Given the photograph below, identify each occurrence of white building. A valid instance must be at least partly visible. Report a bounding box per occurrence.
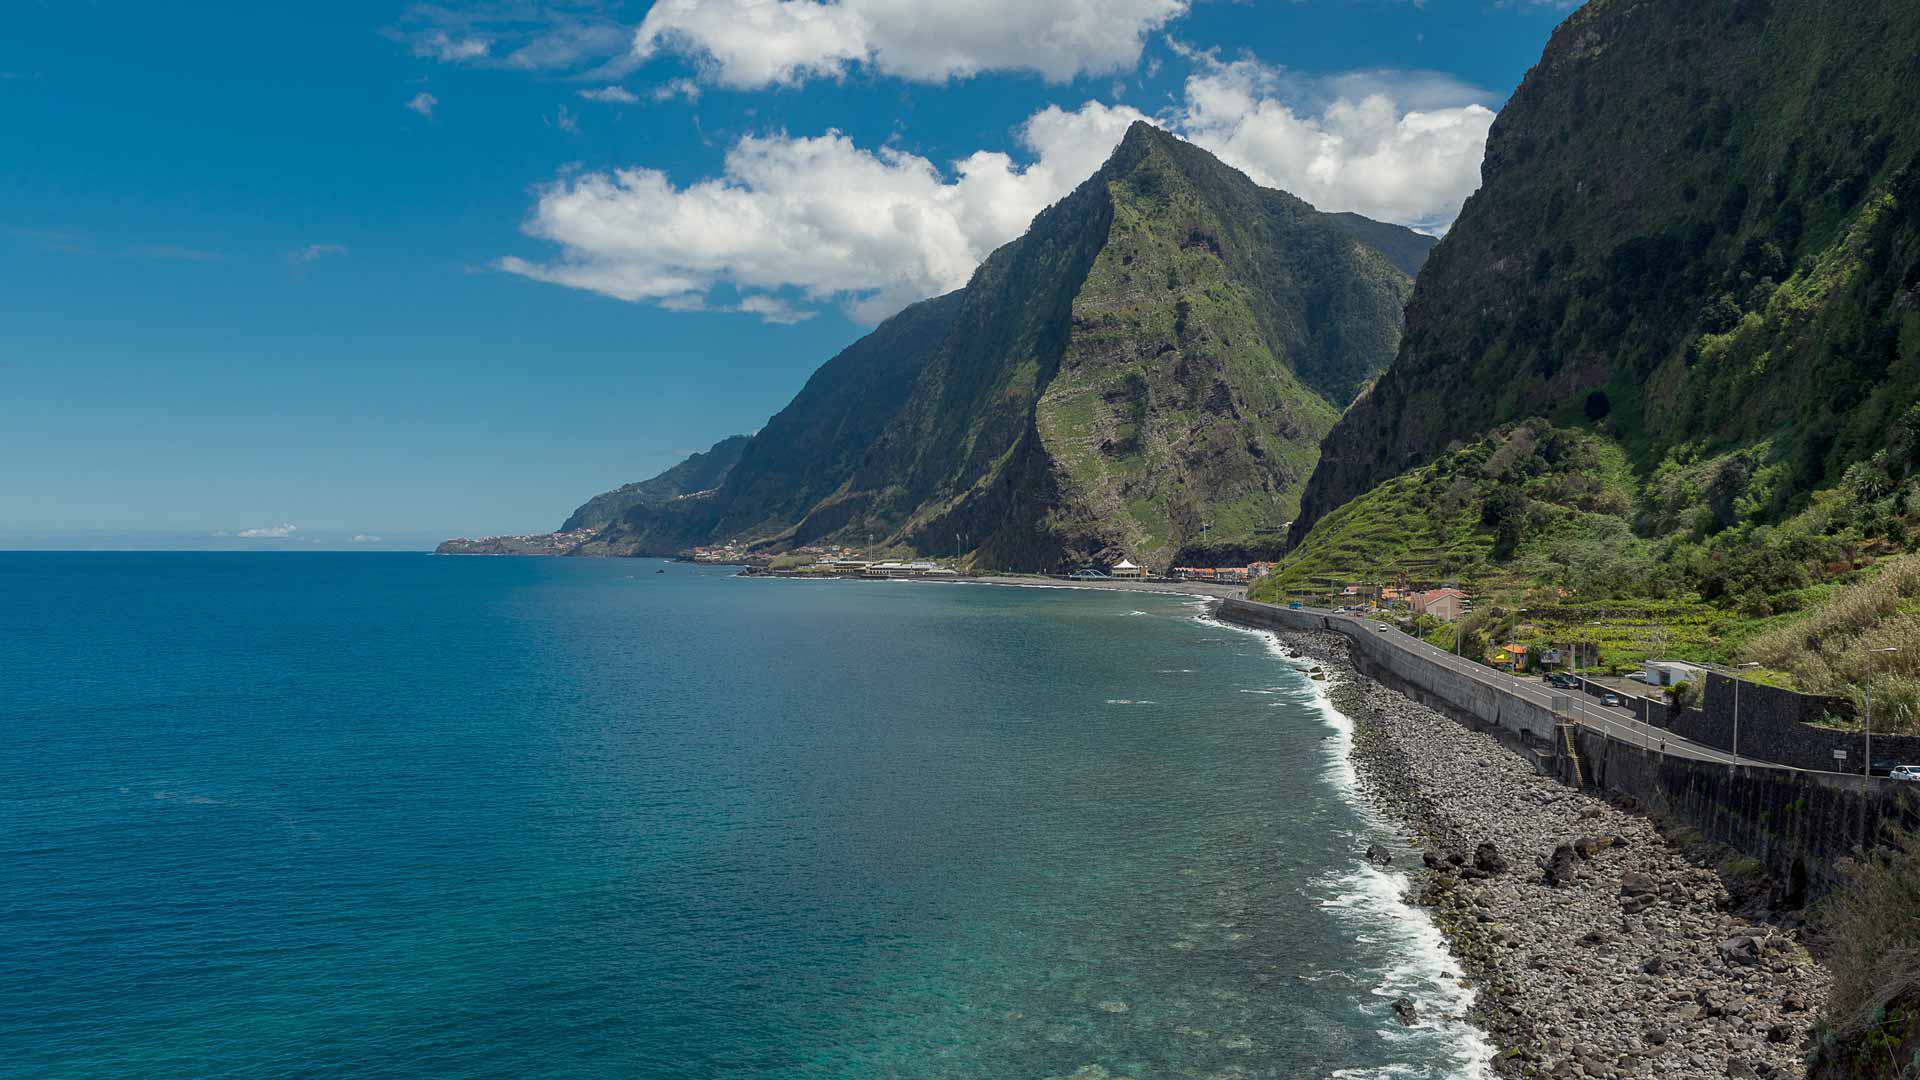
[1111,559,1144,579]
[1644,660,1706,687]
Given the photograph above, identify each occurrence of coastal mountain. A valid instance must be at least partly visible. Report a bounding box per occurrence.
[1291,0,1920,551]
[581,123,1434,569]
[1260,0,1920,729]
[561,434,751,533]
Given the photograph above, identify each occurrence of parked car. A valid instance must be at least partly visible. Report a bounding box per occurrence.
[1625,672,1650,683]
[1890,765,1920,782]
[1376,623,1391,632]
[1602,692,1622,707]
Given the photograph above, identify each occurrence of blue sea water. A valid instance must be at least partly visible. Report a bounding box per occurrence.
[2,553,1486,1079]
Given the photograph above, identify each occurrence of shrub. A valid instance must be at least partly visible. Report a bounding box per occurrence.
[1820,833,1920,1036]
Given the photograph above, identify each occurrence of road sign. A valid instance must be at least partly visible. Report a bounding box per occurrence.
[1833,749,1848,761]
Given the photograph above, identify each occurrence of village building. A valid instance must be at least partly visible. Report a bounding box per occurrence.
[1110,559,1144,579]
[1644,659,1705,687]
[1410,587,1468,622]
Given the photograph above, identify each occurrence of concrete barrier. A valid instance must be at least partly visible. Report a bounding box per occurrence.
[1219,599,1560,743]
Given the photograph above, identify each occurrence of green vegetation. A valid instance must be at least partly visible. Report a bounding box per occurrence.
[561,434,750,533]
[1808,835,1920,1078]
[1748,555,1920,734]
[1266,0,1920,690]
[586,123,1431,571]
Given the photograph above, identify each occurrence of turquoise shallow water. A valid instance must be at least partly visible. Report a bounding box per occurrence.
[2,553,1484,1078]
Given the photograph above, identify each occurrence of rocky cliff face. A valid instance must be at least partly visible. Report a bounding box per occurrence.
[588,123,1432,569]
[561,435,750,533]
[1293,0,1920,544]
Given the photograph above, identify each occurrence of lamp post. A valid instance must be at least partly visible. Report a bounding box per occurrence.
[1862,647,1901,847]
[1729,662,1760,772]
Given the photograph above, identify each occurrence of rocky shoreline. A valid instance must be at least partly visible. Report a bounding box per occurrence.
[1272,628,1829,1080]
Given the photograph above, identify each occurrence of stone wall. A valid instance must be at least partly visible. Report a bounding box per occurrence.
[1569,726,1920,896]
[1214,598,1918,890]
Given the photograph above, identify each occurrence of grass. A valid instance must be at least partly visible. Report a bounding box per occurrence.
[1746,555,1920,733]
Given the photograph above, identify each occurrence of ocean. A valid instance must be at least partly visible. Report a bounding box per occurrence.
[1,552,1487,1079]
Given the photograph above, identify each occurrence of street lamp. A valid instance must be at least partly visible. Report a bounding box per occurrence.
[1730,662,1759,772]
[1862,647,1901,846]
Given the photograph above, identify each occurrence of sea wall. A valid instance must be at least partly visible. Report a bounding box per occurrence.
[1567,726,1920,896]
[1216,598,1916,891]
[1218,599,1561,743]
[1576,673,1920,773]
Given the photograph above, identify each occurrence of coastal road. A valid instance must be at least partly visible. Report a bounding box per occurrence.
[1283,604,1771,771]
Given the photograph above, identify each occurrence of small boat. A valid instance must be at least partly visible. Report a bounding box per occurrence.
[656,569,666,574]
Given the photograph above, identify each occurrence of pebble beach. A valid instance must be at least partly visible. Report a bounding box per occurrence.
[1271,628,1830,1080]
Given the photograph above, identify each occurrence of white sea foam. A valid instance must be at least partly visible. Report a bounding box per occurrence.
[1195,612,1496,1080]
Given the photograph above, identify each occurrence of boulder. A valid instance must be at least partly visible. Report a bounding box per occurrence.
[1474,841,1508,875]
[1573,835,1608,860]
[1391,996,1419,1025]
[1620,871,1657,897]
[1365,844,1393,867]
[1717,936,1762,967]
[1543,844,1580,887]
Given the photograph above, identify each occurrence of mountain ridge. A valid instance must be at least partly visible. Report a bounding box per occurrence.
[577,123,1435,570]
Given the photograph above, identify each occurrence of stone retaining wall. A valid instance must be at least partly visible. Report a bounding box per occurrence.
[1568,725,1920,895]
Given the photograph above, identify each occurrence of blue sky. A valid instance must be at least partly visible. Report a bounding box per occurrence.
[2,0,1572,550]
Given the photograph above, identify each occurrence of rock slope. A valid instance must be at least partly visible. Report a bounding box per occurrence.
[584,123,1432,570]
[1280,629,1828,1079]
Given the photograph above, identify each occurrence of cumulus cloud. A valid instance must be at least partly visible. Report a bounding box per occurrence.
[406,91,439,118]
[501,56,1494,323]
[633,0,1189,87]
[577,85,639,103]
[237,523,298,539]
[289,243,348,263]
[500,100,1145,322]
[1169,54,1494,233]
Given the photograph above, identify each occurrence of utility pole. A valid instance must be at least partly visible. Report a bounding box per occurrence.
[1862,647,1901,847]
[1730,662,1759,772]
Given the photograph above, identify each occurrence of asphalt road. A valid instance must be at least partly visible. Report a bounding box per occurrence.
[1292,605,1770,771]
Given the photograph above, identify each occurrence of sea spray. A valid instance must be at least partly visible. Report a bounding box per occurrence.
[1198,611,1496,1080]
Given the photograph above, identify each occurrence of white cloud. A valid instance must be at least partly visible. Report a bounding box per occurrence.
[652,77,701,102]
[577,85,639,103]
[406,91,439,118]
[549,104,580,133]
[500,101,1146,323]
[1170,54,1494,233]
[414,30,491,62]
[501,55,1495,323]
[633,0,1189,87]
[392,4,631,74]
[349,534,384,543]
[238,523,298,539]
[290,243,348,263]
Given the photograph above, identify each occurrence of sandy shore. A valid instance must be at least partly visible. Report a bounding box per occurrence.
[1269,627,1828,1080]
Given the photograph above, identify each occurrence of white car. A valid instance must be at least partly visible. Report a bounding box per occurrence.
[1376,623,1391,632]
[1890,765,1920,782]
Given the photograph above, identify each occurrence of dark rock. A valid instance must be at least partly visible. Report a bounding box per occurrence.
[1543,844,1579,887]
[1641,956,1665,975]
[1620,871,1657,897]
[1573,835,1608,860]
[1421,850,1445,870]
[1365,844,1393,867]
[1718,936,1761,967]
[1765,1023,1792,1044]
[1391,996,1419,1025]
[1474,841,1508,875]
[1445,851,1467,867]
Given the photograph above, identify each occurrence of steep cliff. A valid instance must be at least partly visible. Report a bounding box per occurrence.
[1293,0,1920,546]
[588,123,1433,569]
